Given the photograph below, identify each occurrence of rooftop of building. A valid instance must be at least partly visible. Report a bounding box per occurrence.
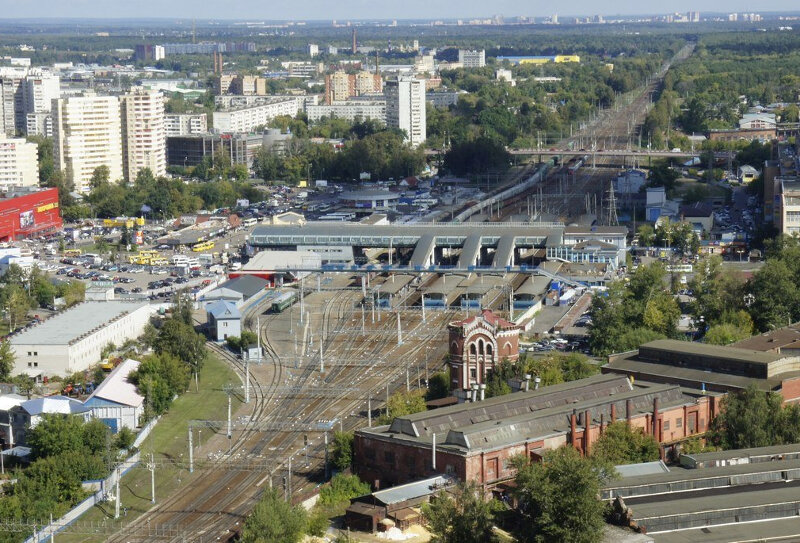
[680,443,800,465]
[8,301,149,346]
[732,322,800,351]
[679,202,714,217]
[20,395,89,416]
[85,359,143,408]
[449,308,518,330]
[563,225,628,235]
[206,300,241,320]
[358,375,701,456]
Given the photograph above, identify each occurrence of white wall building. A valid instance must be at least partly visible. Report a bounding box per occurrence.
[23,71,60,117]
[0,70,26,136]
[0,135,38,186]
[213,98,303,133]
[83,359,144,432]
[164,113,208,137]
[307,44,319,57]
[307,100,386,123]
[385,76,426,146]
[52,92,124,192]
[458,49,486,68]
[9,301,154,377]
[25,111,52,137]
[119,87,167,181]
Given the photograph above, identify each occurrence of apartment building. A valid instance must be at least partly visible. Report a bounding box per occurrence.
[385,76,426,146]
[325,71,382,104]
[229,75,267,96]
[281,61,322,78]
[778,179,800,235]
[458,49,486,68]
[23,71,60,117]
[0,136,38,186]
[212,98,303,133]
[164,113,208,137]
[25,111,52,137]
[307,99,386,123]
[0,70,26,135]
[119,87,166,181]
[52,92,124,192]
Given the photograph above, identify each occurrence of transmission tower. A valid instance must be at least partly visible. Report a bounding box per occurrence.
[602,181,619,226]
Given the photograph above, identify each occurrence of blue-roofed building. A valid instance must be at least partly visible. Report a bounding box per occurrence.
[83,359,144,433]
[11,395,90,447]
[206,300,241,341]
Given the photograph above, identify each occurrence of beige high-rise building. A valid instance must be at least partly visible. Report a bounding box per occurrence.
[120,87,167,182]
[0,135,38,186]
[52,92,124,192]
[385,75,426,146]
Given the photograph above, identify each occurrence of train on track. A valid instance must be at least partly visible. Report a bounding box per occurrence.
[270,290,298,313]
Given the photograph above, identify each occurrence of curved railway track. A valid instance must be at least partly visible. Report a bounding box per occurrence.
[100,282,453,542]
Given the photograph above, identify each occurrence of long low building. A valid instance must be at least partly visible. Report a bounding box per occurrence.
[603,339,800,400]
[9,301,154,377]
[353,374,719,490]
[248,222,628,271]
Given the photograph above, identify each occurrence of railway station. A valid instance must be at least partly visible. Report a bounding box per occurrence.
[247,221,628,272]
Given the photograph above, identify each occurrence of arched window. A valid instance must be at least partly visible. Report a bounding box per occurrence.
[470,343,477,355]
[487,344,493,356]
[477,339,485,355]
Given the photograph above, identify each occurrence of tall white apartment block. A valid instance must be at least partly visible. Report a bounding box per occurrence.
[385,76,426,147]
[0,135,38,186]
[458,49,486,68]
[26,112,53,138]
[0,69,26,136]
[23,71,60,116]
[119,87,167,181]
[52,92,124,192]
[164,113,208,137]
[307,44,319,57]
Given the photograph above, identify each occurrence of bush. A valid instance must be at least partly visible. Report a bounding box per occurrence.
[318,473,371,507]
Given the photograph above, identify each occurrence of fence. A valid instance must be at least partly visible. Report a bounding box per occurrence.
[24,415,161,542]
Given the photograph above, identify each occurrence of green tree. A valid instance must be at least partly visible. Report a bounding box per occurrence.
[318,473,370,506]
[422,481,497,543]
[636,224,656,247]
[27,414,87,460]
[592,422,660,465]
[377,389,427,425]
[0,340,14,382]
[154,318,206,372]
[707,385,797,450]
[514,446,613,543]
[426,371,451,401]
[241,488,307,543]
[331,431,354,472]
[89,165,110,188]
[704,323,752,345]
[615,328,667,352]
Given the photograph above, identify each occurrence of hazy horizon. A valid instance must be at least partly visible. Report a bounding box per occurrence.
[2,1,799,21]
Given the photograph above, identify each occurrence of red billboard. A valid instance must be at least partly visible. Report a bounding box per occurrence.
[0,188,63,241]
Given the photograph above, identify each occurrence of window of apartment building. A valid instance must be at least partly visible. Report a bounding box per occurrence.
[676,418,682,428]
[663,420,670,431]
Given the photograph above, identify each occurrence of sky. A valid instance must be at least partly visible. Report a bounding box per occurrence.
[2,0,798,20]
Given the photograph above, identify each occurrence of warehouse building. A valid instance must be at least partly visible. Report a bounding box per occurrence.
[9,301,154,377]
[0,187,62,242]
[353,374,718,490]
[83,359,144,433]
[603,339,800,401]
[604,444,800,540]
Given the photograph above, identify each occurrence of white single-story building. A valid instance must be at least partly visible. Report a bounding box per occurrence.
[83,359,144,433]
[206,300,241,341]
[9,301,155,378]
[11,395,91,446]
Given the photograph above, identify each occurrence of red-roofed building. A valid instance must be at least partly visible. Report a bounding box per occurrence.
[448,309,521,401]
[0,187,62,242]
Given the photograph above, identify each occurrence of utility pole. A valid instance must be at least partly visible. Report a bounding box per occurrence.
[244,355,250,404]
[386,384,390,417]
[396,312,402,345]
[188,426,193,473]
[114,465,121,519]
[324,431,329,480]
[287,456,292,500]
[368,395,372,427]
[320,334,324,373]
[150,453,156,504]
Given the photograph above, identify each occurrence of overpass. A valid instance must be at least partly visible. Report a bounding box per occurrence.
[247,222,628,272]
[507,148,700,158]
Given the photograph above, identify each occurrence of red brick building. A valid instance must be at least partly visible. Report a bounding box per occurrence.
[0,188,62,242]
[448,309,520,400]
[353,374,719,490]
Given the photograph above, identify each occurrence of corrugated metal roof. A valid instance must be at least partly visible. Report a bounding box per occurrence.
[8,301,149,346]
[219,275,269,300]
[21,395,89,416]
[372,475,455,505]
[85,359,143,408]
[0,393,26,411]
[616,461,671,478]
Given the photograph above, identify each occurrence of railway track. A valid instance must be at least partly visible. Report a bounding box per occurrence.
[96,281,453,542]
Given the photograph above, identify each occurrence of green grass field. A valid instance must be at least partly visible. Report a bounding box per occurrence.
[56,351,242,543]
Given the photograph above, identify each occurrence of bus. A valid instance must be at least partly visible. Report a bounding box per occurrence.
[192,240,215,252]
[63,249,82,257]
[241,217,258,228]
[271,291,298,313]
[319,212,356,222]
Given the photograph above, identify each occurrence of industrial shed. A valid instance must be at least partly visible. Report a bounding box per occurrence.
[83,359,144,433]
